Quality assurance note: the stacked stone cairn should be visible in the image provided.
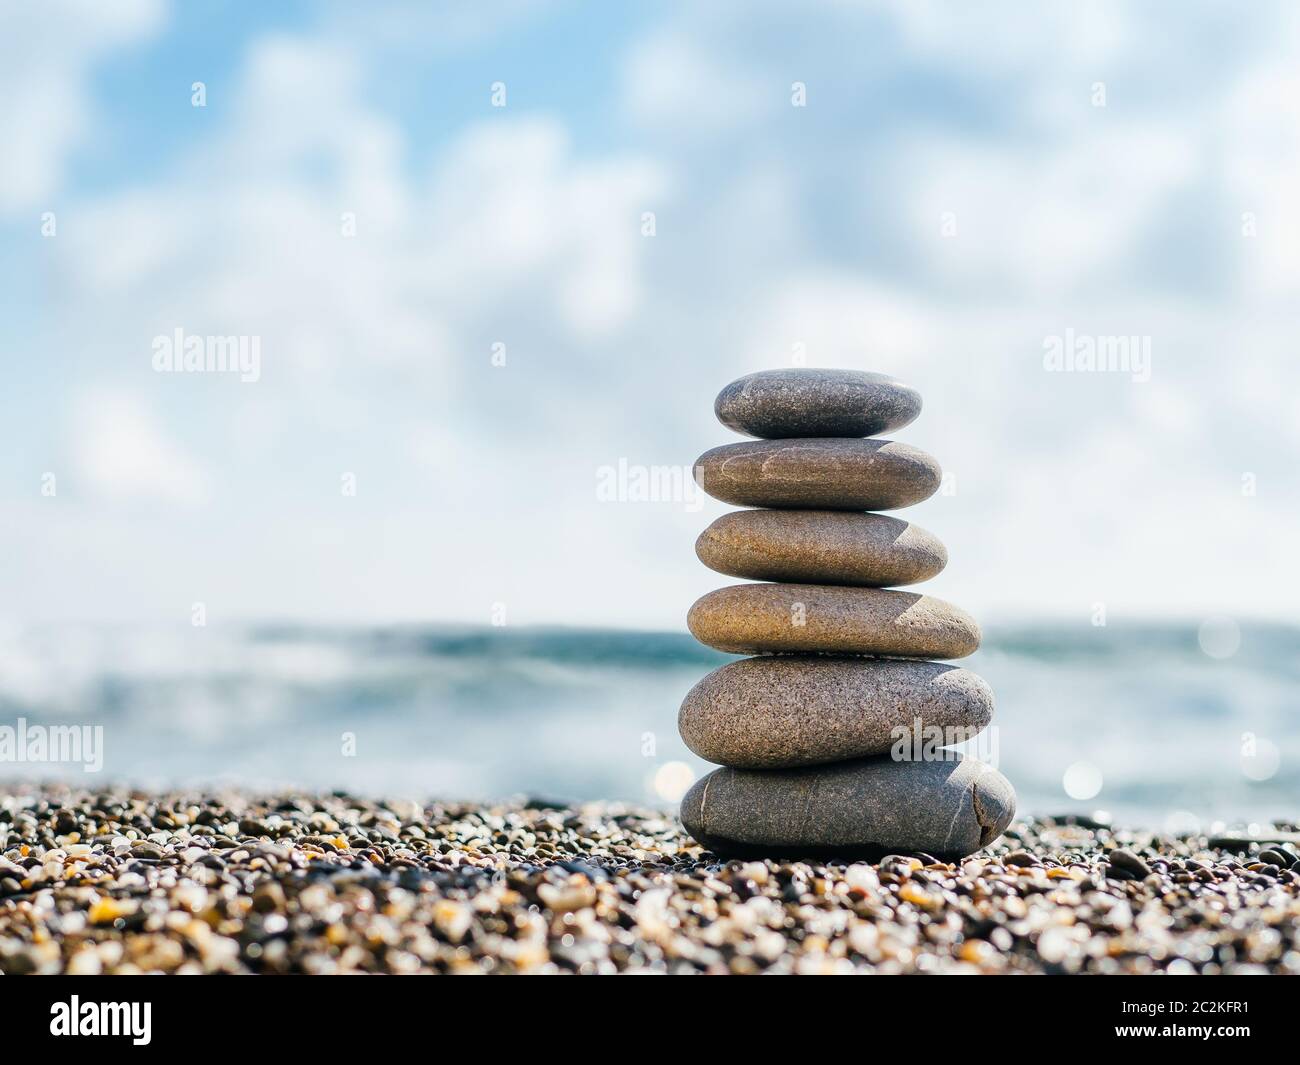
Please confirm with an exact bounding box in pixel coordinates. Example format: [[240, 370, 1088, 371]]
[[679, 369, 1016, 861]]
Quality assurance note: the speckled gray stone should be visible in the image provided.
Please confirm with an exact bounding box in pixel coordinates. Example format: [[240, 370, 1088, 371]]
[[679, 656, 993, 769], [693, 438, 941, 511], [696, 510, 947, 587], [714, 369, 922, 439], [679, 755, 1016, 860], [687, 583, 981, 658]]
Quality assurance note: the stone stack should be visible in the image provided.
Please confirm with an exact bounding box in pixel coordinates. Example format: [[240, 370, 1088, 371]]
[[679, 369, 1015, 861]]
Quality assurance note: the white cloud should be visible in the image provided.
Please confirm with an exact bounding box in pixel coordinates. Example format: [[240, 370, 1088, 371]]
[[1220, 57, 1300, 296], [73, 390, 210, 506], [318, 0, 551, 54], [898, 124, 1200, 293], [6, 0, 1300, 627], [0, 0, 166, 214], [622, 29, 769, 132], [743, 275, 937, 372], [6, 26, 676, 622], [64, 36, 668, 391], [884, 0, 1139, 74], [426, 121, 668, 336]]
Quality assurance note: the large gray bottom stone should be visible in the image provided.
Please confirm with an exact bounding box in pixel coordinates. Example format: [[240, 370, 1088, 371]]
[[679, 755, 1016, 861]]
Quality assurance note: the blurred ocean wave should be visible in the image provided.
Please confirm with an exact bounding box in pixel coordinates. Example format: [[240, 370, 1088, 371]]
[[1, 620, 1296, 828]]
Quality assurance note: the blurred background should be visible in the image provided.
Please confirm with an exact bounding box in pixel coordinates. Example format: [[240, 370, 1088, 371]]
[[1, 1, 1297, 826]]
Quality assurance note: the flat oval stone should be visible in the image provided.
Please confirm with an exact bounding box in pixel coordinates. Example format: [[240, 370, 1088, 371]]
[[679, 755, 1015, 861], [687, 584, 980, 658], [679, 656, 993, 769], [696, 510, 946, 587], [693, 438, 940, 510], [715, 368, 922, 439]]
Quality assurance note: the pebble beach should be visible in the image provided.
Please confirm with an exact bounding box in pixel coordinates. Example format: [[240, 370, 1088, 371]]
[[2, 786, 1298, 975]]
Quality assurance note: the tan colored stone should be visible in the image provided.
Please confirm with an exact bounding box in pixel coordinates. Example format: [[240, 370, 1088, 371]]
[[693, 438, 941, 510], [695, 509, 946, 587], [679, 755, 1016, 860], [679, 656, 993, 768], [687, 583, 980, 658]]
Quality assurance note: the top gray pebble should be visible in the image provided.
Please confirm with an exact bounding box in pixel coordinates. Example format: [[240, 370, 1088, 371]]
[[715, 368, 922, 439]]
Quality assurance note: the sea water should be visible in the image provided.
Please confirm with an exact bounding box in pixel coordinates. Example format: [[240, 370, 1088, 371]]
[[0, 620, 1295, 829]]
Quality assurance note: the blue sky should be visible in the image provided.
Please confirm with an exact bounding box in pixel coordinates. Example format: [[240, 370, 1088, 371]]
[[3, 0, 1299, 630]]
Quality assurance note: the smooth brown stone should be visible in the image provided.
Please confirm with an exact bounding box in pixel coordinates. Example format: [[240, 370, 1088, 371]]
[[679, 656, 993, 768], [693, 438, 941, 510], [679, 755, 1016, 861], [714, 368, 922, 439], [687, 584, 980, 658], [695, 510, 946, 587]]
